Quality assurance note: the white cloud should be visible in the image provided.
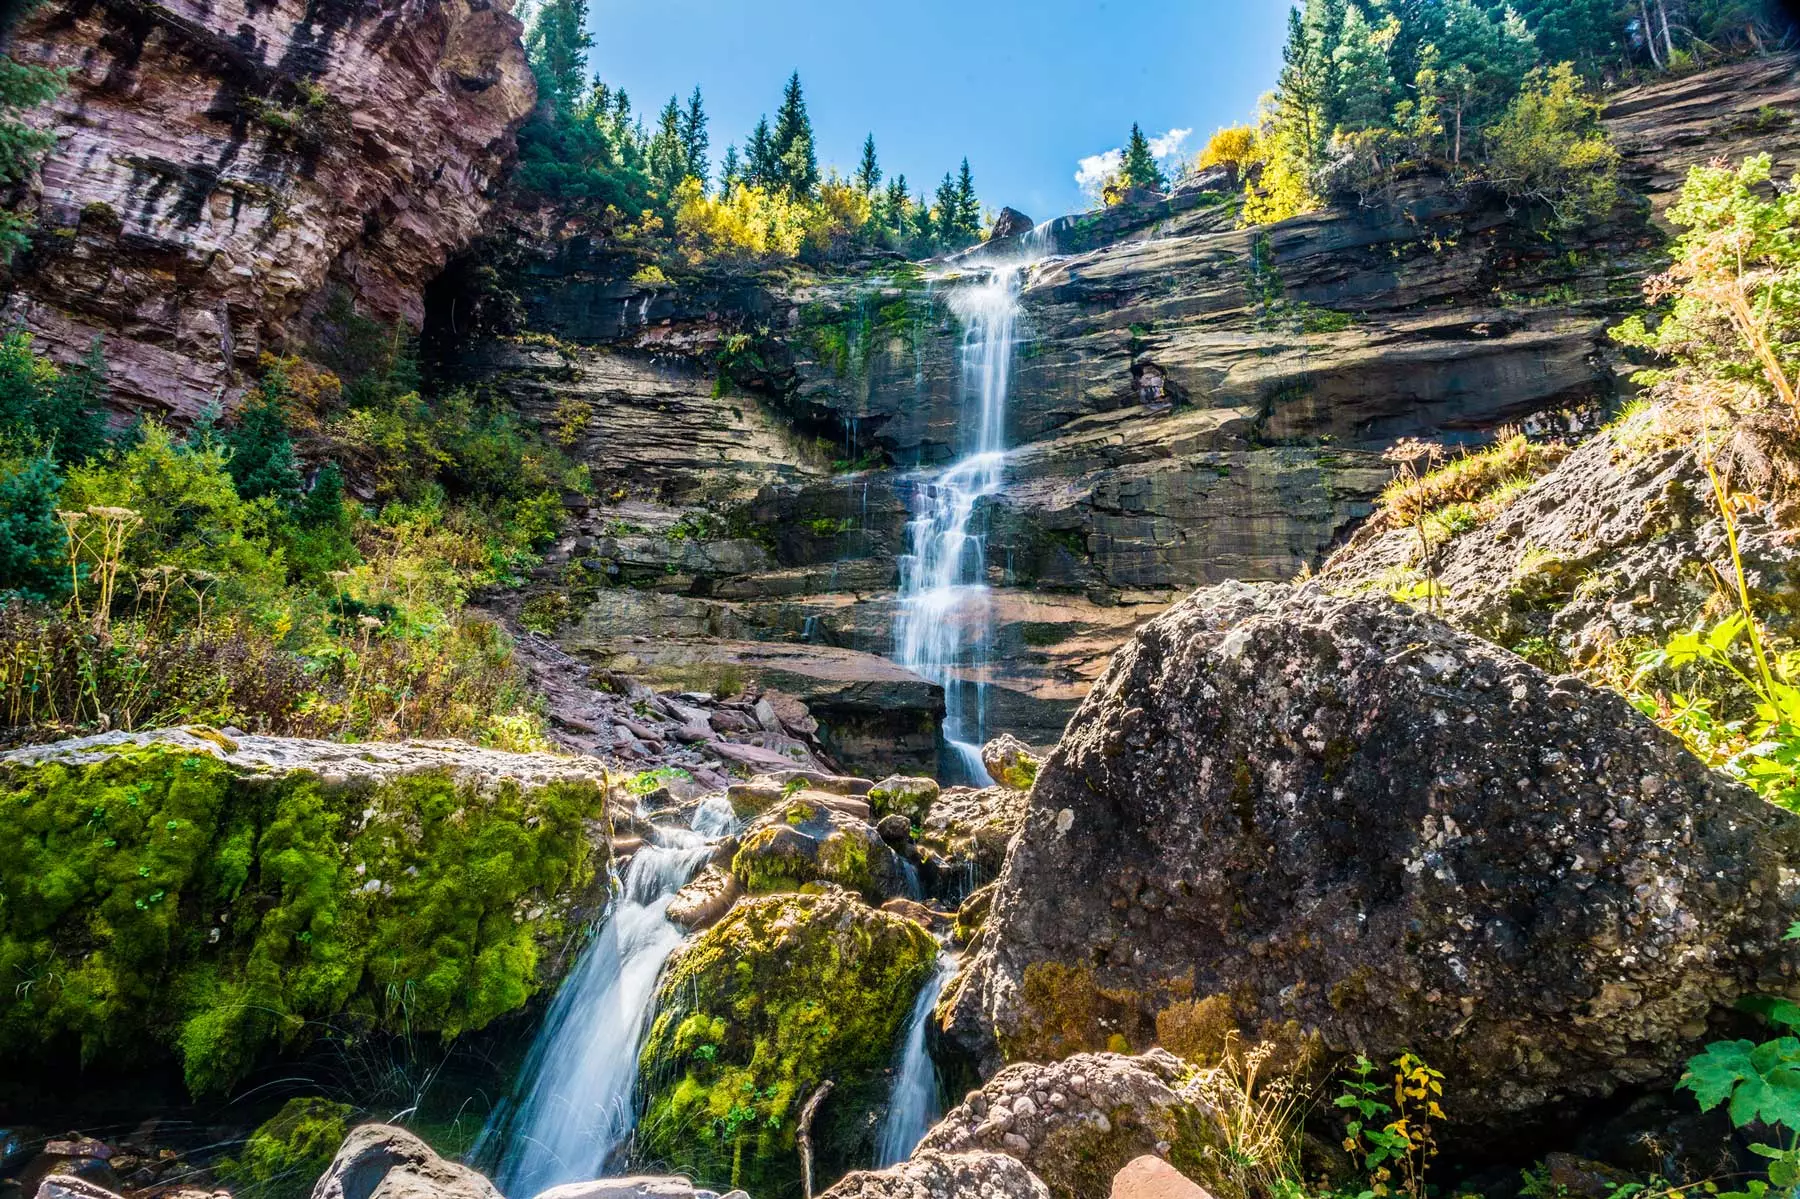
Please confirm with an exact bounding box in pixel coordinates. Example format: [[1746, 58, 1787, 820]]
[[1149, 127, 1193, 161], [1074, 148, 1122, 199]]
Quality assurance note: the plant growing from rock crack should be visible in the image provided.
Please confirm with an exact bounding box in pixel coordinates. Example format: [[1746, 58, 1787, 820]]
[[1334, 1052, 1444, 1199]]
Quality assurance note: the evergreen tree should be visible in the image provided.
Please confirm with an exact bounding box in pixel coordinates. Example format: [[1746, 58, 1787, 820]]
[[0, 332, 109, 467], [1331, 6, 1400, 134], [720, 143, 741, 191], [647, 94, 688, 194], [882, 174, 908, 236], [286, 461, 358, 583], [0, 452, 66, 602], [856, 133, 881, 194], [524, 0, 591, 119], [954, 158, 981, 238], [909, 189, 935, 249], [770, 71, 819, 196], [1119, 124, 1166, 191], [1507, 0, 1624, 72], [1306, 0, 1350, 135], [680, 86, 710, 190], [744, 116, 776, 187], [224, 373, 302, 506], [1275, 5, 1328, 171], [933, 172, 961, 246], [0, 56, 61, 263]]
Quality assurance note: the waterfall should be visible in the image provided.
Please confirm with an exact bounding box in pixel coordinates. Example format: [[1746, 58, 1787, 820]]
[[894, 263, 1028, 784], [479, 818, 721, 1198], [873, 951, 959, 1166]]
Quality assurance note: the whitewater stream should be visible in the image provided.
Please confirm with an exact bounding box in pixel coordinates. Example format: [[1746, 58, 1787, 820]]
[[476, 802, 729, 1197]]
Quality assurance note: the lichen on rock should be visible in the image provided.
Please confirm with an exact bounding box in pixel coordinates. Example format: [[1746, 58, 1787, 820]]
[[635, 888, 937, 1197]]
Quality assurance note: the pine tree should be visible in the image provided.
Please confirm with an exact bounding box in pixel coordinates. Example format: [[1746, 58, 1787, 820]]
[[648, 94, 688, 194], [770, 71, 819, 196], [1306, 0, 1350, 135], [1275, 5, 1327, 170], [680, 86, 710, 190], [720, 143, 741, 191], [954, 158, 981, 238], [0, 56, 61, 263], [882, 174, 908, 236], [524, 0, 591, 120], [0, 452, 66, 602], [1331, 6, 1399, 134], [225, 373, 302, 506], [745, 116, 776, 187], [855, 134, 881, 194], [1119, 124, 1166, 191], [933, 172, 961, 246]]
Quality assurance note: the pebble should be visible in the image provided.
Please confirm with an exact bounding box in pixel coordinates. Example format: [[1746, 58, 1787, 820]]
[[1002, 1132, 1031, 1154]]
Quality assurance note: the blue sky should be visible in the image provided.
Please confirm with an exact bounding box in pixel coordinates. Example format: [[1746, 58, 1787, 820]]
[[586, 0, 1292, 221]]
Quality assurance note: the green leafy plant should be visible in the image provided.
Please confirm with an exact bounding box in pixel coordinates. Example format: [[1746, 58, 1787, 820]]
[[1681, 982, 1800, 1198], [1335, 1052, 1444, 1199]]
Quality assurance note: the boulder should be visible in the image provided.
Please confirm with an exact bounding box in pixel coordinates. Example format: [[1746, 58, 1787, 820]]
[[311, 1124, 500, 1199], [819, 1149, 1050, 1199], [636, 889, 939, 1198], [35, 1179, 123, 1199], [990, 207, 1038, 242], [916, 1051, 1218, 1199], [1111, 1157, 1214, 1199], [526, 1179, 700, 1199], [946, 583, 1800, 1133], [917, 786, 1028, 882], [666, 865, 742, 931], [730, 796, 912, 902], [870, 775, 941, 821], [0, 729, 610, 1097], [980, 736, 1040, 791]]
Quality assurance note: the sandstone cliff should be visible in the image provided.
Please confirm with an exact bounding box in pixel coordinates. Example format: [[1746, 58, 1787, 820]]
[[4, 0, 535, 417]]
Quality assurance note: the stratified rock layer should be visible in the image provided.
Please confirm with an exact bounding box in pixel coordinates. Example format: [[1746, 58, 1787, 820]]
[[8, 0, 534, 415], [946, 584, 1800, 1132]]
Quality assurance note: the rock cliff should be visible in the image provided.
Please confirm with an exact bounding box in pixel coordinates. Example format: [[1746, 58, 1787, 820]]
[[434, 54, 1800, 763], [4, 0, 534, 417]]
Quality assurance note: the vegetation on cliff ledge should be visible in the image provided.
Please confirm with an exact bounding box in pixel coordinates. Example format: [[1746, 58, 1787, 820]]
[[0, 739, 606, 1095]]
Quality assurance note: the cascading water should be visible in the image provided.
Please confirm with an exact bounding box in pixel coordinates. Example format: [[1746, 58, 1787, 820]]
[[477, 813, 725, 1198], [873, 951, 959, 1166], [894, 262, 1029, 783]]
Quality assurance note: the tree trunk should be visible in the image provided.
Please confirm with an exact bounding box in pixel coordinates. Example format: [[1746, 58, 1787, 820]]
[[1453, 105, 1463, 165], [798, 1080, 835, 1199], [1657, 0, 1677, 61], [1641, 0, 1664, 66]]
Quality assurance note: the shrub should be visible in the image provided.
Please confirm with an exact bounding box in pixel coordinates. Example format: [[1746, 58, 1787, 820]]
[[218, 1097, 354, 1199], [1484, 62, 1621, 226]]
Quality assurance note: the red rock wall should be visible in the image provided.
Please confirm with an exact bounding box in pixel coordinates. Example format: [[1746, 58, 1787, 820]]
[[3, 0, 535, 417]]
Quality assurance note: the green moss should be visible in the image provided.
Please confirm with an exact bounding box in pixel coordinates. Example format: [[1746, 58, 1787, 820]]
[[730, 802, 882, 900], [0, 744, 606, 1095], [637, 891, 936, 1196], [217, 1097, 353, 1199]]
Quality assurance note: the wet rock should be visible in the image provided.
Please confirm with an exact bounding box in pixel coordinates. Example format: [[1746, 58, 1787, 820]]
[[916, 1051, 1218, 1199], [731, 796, 912, 902], [990, 208, 1037, 242], [870, 775, 940, 821], [881, 897, 941, 928], [35, 1179, 124, 1199], [947, 583, 1800, 1134], [818, 1149, 1050, 1199], [917, 787, 1028, 883], [637, 889, 938, 1198], [980, 736, 1040, 791], [312, 1124, 501, 1199], [527, 1178, 701, 1199], [666, 865, 742, 931], [877, 813, 914, 844], [1110, 1156, 1214, 1199]]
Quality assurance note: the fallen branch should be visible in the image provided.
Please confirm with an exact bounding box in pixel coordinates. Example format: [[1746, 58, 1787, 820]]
[[798, 1078, 836, 1198]]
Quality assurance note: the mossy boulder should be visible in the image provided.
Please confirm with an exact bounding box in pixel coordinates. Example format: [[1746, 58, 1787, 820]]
[[980, 735, 1040, 791], [218, 1097, 354, 1199], [868, 775, 938, 821], [729, 796, 909, 902], [636, 888, 938, 1197], [0, 727, 610, 1096]]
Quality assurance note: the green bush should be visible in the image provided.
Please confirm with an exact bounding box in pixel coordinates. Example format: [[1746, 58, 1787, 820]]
[[218, 1097, 355, 1199]]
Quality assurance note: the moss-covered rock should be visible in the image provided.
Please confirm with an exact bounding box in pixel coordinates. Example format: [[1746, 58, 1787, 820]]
[[729, 796, 909, 902], [868, 775, 938, 822], [0, 727, 610, 1095], [219, 1097, 354, 1199], [636, 888, 937, 1197], [980, 735, 1040, 791]]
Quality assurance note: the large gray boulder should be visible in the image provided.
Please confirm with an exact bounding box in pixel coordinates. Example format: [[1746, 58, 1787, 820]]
[[819, 1150, 1050, 1199], [311, 1125, 499, 1199], [945, 583, 1800, 1131]]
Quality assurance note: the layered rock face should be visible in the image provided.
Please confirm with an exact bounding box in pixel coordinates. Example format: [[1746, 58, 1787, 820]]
[[943, 584, 1800, 1133], [5, 0, 534, 416], [448, 55, 1799, 759]]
